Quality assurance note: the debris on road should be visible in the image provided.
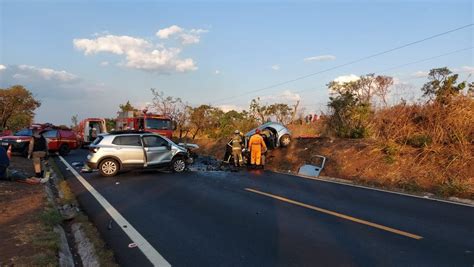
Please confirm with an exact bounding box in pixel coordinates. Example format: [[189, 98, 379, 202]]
[[71, 161, 84, 168], [189, 156, 229, 172], [128, 243, 137, 248]]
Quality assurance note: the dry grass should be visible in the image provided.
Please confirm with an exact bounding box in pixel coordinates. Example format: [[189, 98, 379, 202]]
[[368, 96, 474, 197]]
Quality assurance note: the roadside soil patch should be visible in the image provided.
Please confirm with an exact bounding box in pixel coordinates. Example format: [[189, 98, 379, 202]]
[[0, 157, 58, 266]]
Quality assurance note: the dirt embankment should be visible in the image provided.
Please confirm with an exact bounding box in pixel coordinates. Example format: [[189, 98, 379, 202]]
[[195, 137, 474, 199], [0, 157, 59, 266]]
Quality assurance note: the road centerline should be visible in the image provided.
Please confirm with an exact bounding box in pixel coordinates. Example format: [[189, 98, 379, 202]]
[[58, 156, 171, 267], [245, 188, 423, 240]]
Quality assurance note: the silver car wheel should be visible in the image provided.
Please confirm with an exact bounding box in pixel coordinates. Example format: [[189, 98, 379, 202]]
[[102, 161, 117, 175], [281, 135, 291, 146], [173, 159, 186, 172]]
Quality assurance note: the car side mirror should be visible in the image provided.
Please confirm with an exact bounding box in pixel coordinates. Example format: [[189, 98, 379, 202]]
[[166, 143, 172, 150]]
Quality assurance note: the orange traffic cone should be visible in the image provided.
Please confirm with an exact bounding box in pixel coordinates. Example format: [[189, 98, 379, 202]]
[[7, 145, 12, 160]]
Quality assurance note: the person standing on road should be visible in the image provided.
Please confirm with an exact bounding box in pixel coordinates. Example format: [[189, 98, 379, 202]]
[[248, 129, 267, 168], [28, 129, 47, 178], [231, 130, 244, 167]]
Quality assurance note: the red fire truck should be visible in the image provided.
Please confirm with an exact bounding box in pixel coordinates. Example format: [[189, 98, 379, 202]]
[[115, 111, 174, 138], [75, 118, 107, 146]]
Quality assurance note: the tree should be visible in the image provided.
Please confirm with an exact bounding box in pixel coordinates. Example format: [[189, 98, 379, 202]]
[[0, 85, 41, 130], [374, 75, 394, 107], [119, 101, 136, 112], [71, 114, 79, 130], [249, 98, 268, 123], [290, 100, 300, 123], [421, 67, 466, 104], [328, 74, 394, 106], [188, 105, 217, 139], [105, 118, 116, 131], [149, 89, 190, 139], [266, 103, 293, 124], [327, 91, 372, 138]]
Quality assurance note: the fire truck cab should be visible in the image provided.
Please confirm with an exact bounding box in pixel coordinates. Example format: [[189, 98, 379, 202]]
[[116, 111, 174, 139]]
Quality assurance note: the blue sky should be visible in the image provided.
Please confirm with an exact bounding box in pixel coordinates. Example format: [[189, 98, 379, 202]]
[[0, 0, 473, 125]]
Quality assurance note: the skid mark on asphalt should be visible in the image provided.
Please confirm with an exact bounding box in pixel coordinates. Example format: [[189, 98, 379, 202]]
[[245, 188, 423, 240], [59, 156, 171, 267]]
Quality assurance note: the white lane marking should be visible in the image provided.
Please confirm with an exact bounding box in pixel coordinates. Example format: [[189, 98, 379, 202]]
[[276, 171, 474, 208], [58, 156, 171, 267]]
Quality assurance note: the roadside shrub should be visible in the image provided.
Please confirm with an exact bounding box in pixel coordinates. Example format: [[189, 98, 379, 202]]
[[435, 178, 469, 197], [327, 92, 372, 139], [406, 134, 432, 148], [40, 206, 62, 227], [382, 142, 399, 156]]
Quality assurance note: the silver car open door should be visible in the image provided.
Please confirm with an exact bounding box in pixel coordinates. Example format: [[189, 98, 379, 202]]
[[142, 135, 173, 166]]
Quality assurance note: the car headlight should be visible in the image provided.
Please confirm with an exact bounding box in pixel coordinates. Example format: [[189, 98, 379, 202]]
[[16, 139, 23, 143]]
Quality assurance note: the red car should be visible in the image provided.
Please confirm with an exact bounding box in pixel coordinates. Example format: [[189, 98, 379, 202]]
[[42, 128, 79, 155], [0, 124, 79, 156]]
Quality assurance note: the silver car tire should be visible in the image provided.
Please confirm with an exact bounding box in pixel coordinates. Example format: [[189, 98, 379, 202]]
[[280, 134, 291, 147], [99, 159, 119, 177], [172, 158, 186, 173]]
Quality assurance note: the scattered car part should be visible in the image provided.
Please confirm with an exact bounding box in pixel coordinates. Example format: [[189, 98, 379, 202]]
[[298, 155, 326, 177]]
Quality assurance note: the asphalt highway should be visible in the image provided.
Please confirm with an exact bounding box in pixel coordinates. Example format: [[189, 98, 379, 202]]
[[55, 149, 474, 267]]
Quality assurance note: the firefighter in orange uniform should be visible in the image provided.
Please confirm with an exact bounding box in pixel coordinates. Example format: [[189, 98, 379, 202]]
[[248, 129, 267, 168]]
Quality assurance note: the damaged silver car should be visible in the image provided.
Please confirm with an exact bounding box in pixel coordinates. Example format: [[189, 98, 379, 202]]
[[224, 122, 291, 164], [245, 122, 292, 148]]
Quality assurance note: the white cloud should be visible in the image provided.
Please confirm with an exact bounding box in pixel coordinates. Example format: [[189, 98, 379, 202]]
[[461, 66, 474, 74], [156, 25, 183, 39], [156, 25, 208, 45], [17, 65, 78, 82], [392, 77, 402, 85], [333, 74, 360, 84], [73, 35, 151, 55], [0, 64, 6, 71], [271, 64, 280, 71], [0, 64, 110, 101], [100, 61, 109, 66], [411, 71, 429, 78], [179, 33, 200, 45], [260, 90, 301, 103], [73, 33, 198, 73], [217, 104, 243, 112], [304, 55, 336, 62], [214, 70, 220, 75], [190, 28, 209, 35], [12, 73, 27, 80]]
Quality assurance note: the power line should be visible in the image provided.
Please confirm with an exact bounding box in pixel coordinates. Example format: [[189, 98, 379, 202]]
[[377, 46, 473, 74], [211, 23, 473, 105], [291, 46, 473, 94]]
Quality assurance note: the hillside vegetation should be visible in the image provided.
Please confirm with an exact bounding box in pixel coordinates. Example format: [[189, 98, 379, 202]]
[[192, 67, 473, 199]]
